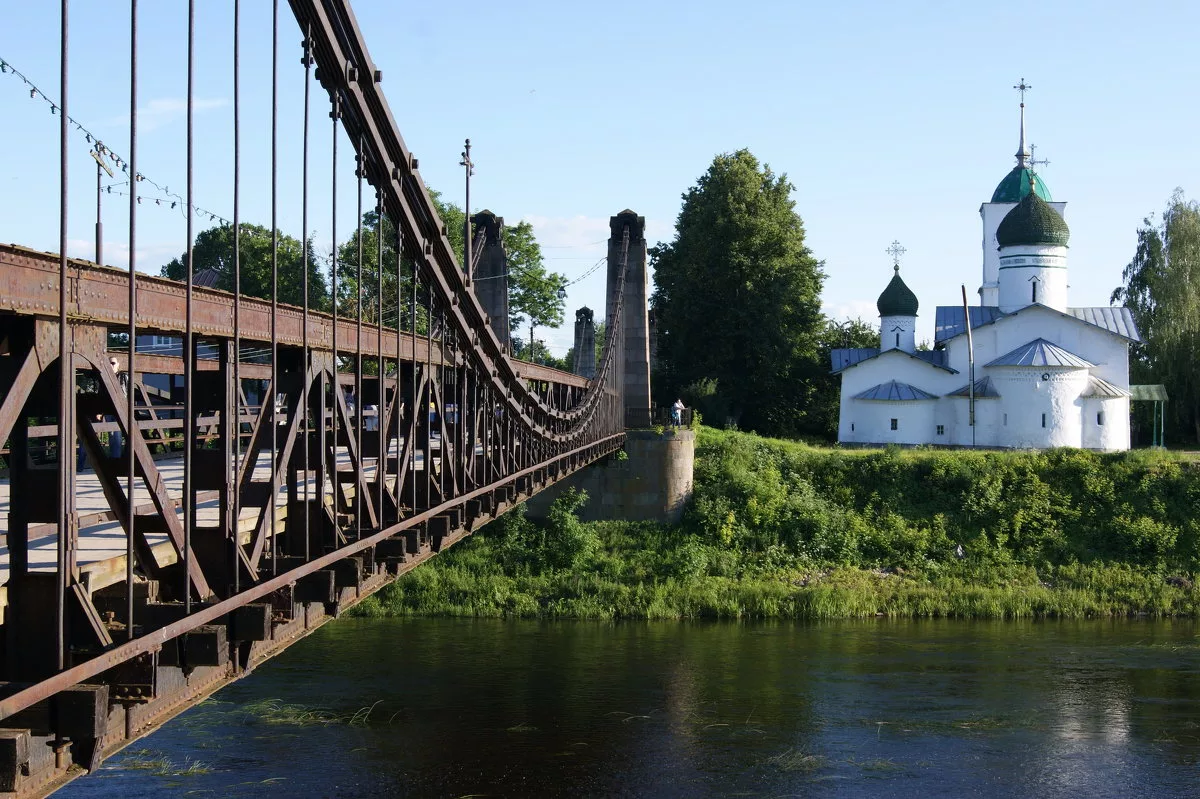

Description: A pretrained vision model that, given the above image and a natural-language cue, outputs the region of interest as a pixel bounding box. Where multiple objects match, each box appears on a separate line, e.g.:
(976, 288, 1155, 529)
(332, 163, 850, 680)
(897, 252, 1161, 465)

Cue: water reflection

(61, 618, 1200, 798)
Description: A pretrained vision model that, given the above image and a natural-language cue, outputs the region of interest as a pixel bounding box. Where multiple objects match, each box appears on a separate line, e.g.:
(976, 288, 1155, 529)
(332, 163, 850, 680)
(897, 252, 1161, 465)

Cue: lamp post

(459, 139, 473, 282)
(90, 145, 114, 264)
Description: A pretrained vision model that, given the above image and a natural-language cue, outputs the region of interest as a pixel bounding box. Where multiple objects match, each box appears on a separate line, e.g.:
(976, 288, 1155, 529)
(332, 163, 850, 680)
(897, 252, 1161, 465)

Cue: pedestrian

(671, 398, 685, 427)
(108, 356, 128, 459)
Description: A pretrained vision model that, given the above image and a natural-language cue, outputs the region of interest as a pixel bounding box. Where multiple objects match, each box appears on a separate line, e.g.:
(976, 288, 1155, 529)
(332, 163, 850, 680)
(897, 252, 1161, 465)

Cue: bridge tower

(471, 210, 510, 351)
(572, 307, 596, 379)
(607, 210, 651, 428)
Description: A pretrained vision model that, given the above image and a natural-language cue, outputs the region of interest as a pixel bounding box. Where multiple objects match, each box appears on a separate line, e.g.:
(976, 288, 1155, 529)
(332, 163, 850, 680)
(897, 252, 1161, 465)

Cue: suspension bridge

(0, 1, 660, 795)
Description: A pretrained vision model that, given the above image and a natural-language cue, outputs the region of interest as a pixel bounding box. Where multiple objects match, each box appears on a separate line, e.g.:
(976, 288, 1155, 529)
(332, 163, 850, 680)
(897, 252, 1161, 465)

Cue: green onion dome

(992, 166, 1052, 203)
(877, 268, 919, 317)
(996, 190, 1070, 248)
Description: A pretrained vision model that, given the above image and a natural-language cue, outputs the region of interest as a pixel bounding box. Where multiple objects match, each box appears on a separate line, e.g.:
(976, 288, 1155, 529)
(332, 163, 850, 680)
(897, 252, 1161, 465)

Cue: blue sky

(3, 1, 1199, 356)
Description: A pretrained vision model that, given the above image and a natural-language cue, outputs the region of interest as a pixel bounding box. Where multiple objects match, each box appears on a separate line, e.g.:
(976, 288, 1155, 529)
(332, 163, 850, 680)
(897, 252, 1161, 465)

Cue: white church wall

(943, 310, 1131, 390)
(998, 247, 1069, 312)
(979, 202, 1015, 305)
(849, 399, 936, 445)
(991, 367, 1089, 448)
(879, 315, 916, 352)
(836, 353, 959, 444)
(1081, 396, 1130, 451)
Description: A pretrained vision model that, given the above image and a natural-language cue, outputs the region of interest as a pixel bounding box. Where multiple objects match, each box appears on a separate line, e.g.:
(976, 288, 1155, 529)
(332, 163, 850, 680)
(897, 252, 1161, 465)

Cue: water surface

(61, 618, 1200, 797)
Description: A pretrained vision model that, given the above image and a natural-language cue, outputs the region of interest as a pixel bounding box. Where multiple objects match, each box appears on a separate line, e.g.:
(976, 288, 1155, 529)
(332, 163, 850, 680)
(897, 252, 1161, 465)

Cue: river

(59, 618, 1200, 798)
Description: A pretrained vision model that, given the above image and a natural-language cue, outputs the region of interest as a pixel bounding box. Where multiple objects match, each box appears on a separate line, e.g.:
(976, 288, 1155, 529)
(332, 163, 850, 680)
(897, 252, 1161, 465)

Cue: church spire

(1014, 78, 1032, 168)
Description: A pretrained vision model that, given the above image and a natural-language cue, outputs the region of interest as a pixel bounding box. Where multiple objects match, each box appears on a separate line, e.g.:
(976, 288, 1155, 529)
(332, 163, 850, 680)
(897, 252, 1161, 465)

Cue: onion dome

(877, 266, 919, 317)
(996, 189, 1070, 248)
(992, 166, 1052, 203)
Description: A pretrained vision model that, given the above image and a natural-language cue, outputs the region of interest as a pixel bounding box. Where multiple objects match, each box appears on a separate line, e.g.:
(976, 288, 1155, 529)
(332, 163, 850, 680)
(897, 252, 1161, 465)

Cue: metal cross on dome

(1030, 143, 1050, 169)
(1014, 78, 1032, 103)
(886, 240, 906, 271)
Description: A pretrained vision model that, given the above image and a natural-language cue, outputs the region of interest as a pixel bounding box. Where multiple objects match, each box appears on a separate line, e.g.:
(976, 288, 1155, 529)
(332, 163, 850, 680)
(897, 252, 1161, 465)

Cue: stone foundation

(527, 428, 695, 524)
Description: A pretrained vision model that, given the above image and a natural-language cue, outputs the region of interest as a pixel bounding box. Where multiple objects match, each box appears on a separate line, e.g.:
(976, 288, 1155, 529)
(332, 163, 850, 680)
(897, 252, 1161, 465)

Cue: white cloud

(822, 299, 877, 324)
(522, 214, 610, 250)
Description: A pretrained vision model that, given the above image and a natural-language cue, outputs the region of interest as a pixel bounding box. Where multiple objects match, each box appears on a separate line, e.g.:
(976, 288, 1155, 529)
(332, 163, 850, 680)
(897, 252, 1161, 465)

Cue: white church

(832, 90, 1140, 450)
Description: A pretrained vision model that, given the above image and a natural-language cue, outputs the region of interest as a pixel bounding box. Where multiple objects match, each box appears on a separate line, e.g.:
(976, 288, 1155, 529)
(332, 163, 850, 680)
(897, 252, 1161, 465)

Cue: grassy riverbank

(354, 429, 1200, 620)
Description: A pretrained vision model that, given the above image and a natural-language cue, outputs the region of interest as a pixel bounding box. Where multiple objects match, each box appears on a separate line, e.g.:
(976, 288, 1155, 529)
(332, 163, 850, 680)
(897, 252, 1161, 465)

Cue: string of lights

(0, 54, 232, 226)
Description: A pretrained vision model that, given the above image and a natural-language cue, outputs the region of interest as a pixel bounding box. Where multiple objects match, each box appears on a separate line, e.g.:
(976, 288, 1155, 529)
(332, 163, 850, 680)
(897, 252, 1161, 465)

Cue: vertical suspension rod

(55, 0, 71, 672)
(231, 0, 242, 594)
(183, 0, 195, 612)
(300, 28, 312, 562)
(126, 0, 138, 639)
(330, 91, 338, 544)
(269, 0, 279, 575)
(376, 189, 384, 524)
(355, 136, 364, 538)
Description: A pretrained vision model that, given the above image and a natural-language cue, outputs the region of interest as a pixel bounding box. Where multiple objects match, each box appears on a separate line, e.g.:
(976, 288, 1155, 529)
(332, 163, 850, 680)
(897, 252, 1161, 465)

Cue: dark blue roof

(830, 348, 879, 372)
(934, 306, 1006, 343)
(831, 347, 956, 374)
(935, 304, 1142, 344)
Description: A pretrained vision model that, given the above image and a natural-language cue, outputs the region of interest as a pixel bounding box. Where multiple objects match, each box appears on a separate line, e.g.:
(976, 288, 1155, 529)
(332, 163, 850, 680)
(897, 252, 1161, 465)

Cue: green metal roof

(996, 190, 1070, 248)
(877, 269, 919, 317)
(991, 166, 1052, 203)
(1129, 384, 1168, 401)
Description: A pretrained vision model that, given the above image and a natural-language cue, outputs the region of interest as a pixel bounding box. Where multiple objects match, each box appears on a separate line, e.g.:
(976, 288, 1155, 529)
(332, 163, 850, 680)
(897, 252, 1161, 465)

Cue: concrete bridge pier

(526, 428, 695, 524)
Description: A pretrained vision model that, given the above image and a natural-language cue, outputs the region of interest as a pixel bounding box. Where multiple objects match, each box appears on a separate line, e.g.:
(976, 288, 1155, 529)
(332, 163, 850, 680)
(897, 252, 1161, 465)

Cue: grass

(118, 749, 212, 777)
(239, 698, 385, 727)
(763, 748, 827, 773)
(347, 427, 1200, 621)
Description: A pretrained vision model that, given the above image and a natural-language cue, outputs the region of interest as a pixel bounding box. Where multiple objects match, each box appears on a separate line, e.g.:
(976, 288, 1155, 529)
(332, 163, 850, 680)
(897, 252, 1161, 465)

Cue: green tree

(161, 223, 330, 310)
(336, 191, 565, 360)
(651, 149, 827, 436)
(1111, 190, 1200, 444)
(811, 318, 879, 440)
(506, 220, 567, 363)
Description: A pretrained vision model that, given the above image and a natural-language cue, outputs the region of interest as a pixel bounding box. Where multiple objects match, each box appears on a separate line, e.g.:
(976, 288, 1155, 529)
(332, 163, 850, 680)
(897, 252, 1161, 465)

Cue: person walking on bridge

(671, 398, 685, 427)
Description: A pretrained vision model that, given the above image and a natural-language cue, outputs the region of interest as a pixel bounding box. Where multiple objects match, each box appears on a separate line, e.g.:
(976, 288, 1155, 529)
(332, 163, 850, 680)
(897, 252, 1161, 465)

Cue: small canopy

(1081, 376, 1132, 398)
(853, 380, 938, 401)
(947, 376, 1002, 398)
(1129, 384, 1168, 402)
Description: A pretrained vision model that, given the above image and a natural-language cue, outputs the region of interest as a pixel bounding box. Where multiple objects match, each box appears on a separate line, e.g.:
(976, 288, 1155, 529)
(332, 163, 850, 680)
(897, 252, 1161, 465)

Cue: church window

(1041, 413, 1047, 428)
(1032, 282, 1038, 303)
(890, 418, 898, 431)
(851, 423, 854, 431)
(1003, 413, 1008, 426)
(895, 333, 900, 347)
(1097, 412, 1104, 426)
(936, 424, 945, 436)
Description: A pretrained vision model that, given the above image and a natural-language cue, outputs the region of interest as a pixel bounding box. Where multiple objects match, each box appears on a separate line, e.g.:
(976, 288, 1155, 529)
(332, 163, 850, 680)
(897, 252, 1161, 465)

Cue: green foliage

(651, 149, 827, 437)
(356, 429, 1200, 621)
(160, 223, 330, 310)
(506, 220, 568, 362)
(1111, 190, 1200, 444)
(809, 318, 878, 440)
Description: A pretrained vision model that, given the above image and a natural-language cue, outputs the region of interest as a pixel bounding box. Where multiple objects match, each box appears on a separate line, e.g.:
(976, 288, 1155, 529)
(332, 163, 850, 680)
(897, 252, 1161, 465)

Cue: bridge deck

(0, 442, 454, 602)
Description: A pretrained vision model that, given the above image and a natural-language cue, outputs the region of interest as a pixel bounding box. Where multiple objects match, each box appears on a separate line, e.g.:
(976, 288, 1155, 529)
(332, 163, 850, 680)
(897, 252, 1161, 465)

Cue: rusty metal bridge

(0, 2, 650, 794)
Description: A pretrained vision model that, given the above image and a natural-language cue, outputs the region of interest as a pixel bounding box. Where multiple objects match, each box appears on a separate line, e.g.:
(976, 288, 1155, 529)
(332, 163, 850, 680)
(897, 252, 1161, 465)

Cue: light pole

(459, 139, 473, 282)
(90, 144, 114, 264)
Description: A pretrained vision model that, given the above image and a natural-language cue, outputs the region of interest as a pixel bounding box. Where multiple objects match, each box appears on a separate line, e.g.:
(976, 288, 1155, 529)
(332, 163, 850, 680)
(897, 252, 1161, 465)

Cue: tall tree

(1111, 190, 1200, 444)
(506, 220, 567, 362)
(161, 223, 330, 311)
(651, 149, 826, 436)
